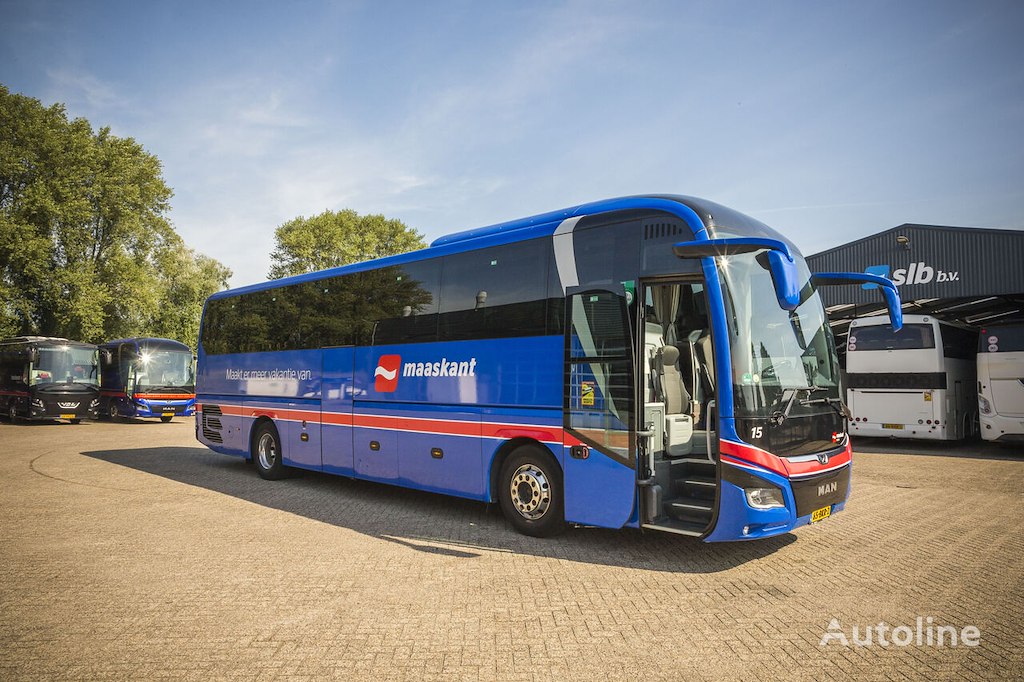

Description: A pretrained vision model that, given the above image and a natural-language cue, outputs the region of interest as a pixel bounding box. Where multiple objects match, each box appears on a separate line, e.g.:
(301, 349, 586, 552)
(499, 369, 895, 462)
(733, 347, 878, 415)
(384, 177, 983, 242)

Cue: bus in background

(196, 195, 900, 541)
(846, 314, 977, 440)
(0, 337, 100, 423)
(977, 322, 1024, 442)
(99, 338, 196, 422)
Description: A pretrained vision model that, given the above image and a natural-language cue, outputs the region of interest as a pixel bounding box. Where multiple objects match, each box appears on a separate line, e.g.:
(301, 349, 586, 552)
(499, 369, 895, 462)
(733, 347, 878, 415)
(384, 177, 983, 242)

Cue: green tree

(268, 208, 426, 279)
(150, 238, 232, 350)
(0, 84, 229, 347)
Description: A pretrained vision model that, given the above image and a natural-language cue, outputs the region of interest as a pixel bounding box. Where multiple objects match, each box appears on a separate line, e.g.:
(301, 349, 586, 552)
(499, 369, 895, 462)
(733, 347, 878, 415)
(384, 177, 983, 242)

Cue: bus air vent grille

(643, 222, 682, 240)
(202, 404, 223, 443)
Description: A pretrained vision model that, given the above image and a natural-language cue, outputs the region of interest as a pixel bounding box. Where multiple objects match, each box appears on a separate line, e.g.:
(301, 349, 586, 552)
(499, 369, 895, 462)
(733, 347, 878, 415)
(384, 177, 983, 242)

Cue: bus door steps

(642, 518, 706, 537)
(665, 497, 713, 525)
(675, 474, 716, 500)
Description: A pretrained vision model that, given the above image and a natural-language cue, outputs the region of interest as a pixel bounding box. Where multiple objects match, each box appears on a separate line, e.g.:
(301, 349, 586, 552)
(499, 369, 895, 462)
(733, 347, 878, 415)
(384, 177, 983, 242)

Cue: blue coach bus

(195, 195, 900, 541)
(99, 338, 196, 422)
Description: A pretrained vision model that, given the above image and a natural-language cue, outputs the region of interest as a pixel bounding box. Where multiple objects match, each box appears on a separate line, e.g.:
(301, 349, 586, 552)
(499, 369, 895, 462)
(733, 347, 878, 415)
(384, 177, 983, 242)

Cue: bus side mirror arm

(673, 237, 800, 311)
(811, 272, 903, 331)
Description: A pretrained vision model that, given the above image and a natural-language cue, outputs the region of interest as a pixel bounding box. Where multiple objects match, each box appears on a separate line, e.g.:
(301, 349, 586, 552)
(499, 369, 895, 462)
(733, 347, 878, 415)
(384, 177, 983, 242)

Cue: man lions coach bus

(195, 195, 900, 541)
(98, 338, 196, 422)
(0, 336, 101, 423)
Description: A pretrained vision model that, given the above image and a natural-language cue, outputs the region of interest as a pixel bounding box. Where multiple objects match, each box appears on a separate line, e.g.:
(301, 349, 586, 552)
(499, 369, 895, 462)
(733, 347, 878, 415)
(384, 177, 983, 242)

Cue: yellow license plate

(882, 423, 904, 430)
(810, 506, 832, 523)
(60, 413, 76, 419)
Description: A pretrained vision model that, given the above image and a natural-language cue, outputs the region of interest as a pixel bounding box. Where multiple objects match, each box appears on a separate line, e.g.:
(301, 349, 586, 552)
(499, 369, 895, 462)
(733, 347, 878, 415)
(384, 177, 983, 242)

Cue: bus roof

(0, 336, 97, 349)
(210, 194, 792, 300)
(101, 337, 192, 352)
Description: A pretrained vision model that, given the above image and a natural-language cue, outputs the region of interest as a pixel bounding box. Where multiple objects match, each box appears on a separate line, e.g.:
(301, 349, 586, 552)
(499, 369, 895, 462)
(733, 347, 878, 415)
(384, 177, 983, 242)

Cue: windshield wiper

(769, 385, 825, 426)
(800, 395, 853, 420)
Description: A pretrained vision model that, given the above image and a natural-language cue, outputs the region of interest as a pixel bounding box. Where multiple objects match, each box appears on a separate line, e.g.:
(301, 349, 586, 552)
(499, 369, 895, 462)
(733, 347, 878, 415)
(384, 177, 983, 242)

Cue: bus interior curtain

(651, 286, 681, 345)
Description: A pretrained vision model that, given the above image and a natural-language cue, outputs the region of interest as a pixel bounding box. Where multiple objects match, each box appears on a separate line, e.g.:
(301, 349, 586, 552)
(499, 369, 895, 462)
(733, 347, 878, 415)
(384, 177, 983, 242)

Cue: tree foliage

(0, 84, 230, 349)
(268, 208, 426, 279)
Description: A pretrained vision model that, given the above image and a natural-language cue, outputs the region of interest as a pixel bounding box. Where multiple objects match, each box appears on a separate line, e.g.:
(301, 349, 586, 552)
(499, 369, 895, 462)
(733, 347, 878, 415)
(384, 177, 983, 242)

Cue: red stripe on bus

(719, 439, 790, 477)
(134, 393, 195, 401)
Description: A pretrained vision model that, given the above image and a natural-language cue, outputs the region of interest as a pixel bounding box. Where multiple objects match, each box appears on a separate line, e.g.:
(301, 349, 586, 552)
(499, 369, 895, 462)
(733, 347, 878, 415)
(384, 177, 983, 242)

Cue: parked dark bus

(0, 336, 101, 423)
(98, 337, 196, 422)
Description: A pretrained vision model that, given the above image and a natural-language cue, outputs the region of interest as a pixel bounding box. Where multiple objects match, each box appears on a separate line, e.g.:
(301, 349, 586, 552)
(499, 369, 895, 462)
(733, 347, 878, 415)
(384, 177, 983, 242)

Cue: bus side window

(369, 260, 441, 345)
(439, 240, 547, 342)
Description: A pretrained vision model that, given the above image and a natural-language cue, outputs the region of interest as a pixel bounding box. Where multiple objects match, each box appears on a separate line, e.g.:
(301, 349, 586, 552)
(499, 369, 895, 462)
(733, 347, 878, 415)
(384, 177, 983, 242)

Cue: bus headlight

(745, 487, 786, 509)
(978, 395, 992, 415)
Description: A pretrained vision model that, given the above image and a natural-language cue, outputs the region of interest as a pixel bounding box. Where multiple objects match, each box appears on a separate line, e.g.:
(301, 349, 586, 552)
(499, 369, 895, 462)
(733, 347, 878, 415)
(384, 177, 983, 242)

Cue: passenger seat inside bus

(655, 344, 694, 457)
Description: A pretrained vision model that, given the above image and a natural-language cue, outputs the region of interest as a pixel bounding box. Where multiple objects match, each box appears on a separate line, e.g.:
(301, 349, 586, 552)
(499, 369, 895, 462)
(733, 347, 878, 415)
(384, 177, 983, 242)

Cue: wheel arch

(248, 415, 277, 461)
(488, 437, 562, 503)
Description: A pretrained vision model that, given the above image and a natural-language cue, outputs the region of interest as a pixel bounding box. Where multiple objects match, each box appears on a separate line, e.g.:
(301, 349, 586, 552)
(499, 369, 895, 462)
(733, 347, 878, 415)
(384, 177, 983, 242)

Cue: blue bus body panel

(562, 449, 637, 527)
(194, 195, 853, 542)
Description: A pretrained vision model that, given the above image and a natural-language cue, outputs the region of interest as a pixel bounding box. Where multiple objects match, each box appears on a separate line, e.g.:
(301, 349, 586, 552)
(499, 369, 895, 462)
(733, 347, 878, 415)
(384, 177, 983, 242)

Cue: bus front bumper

(980, 412, 1024, 442)
(703, 462, 851, 542)
(127, 398, 196, 418)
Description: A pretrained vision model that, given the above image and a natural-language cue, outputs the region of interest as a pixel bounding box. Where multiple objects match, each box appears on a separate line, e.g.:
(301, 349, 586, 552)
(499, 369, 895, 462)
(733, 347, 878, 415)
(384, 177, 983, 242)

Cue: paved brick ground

(1, 419, 1022, 680)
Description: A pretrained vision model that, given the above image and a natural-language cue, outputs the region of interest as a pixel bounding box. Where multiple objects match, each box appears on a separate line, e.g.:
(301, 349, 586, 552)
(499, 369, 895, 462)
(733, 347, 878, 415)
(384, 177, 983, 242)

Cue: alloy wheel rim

(258, 433, 277, 469)
(510, 464, 551, 520)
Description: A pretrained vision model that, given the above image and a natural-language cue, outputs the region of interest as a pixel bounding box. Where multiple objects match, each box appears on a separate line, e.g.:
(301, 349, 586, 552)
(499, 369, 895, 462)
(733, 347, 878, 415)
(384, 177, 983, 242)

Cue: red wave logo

(374, 355, 402, 392)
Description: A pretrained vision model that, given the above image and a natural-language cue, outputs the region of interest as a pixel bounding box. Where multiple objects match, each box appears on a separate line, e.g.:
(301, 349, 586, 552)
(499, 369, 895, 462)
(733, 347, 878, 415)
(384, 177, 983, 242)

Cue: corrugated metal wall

(806, 224, 1024, 307)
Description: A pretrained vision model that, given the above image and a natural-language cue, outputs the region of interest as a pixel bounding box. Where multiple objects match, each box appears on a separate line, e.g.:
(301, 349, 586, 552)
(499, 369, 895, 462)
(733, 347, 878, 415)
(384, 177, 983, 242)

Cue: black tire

(108, 401, 119, 420)
(8, 398, 20, 423)
(97, 399, 111, 421)
(252, 421, 288, 480)
(70, 419, 81, 424)
(498, 445, 566, 537)
(160, 415, 173, 423)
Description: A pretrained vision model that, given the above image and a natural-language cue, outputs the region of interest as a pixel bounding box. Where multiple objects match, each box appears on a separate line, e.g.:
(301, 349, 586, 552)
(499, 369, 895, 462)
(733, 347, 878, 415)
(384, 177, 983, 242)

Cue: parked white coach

(977, 322, 1024, 443)
(846, 314, 977, 440)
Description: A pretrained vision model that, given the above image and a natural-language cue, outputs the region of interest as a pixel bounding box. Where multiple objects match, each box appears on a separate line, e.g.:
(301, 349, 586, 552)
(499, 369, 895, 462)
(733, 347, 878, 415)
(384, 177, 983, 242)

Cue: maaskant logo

(861, 262, 960, 289)
(374, 355, 478, 393)
(374, 355, 402, 392)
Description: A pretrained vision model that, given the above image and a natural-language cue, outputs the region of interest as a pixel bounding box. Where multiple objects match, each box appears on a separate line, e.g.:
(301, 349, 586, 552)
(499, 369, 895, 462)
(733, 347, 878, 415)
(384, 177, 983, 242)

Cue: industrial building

(807, 223, 1024, 342)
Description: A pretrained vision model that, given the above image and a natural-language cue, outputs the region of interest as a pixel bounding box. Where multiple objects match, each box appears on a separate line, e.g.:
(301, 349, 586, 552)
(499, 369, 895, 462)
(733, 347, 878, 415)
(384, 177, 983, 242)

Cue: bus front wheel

(7, 399, 19, 423)
(498, 446, 566, 538)
(252, 421, 288, 480)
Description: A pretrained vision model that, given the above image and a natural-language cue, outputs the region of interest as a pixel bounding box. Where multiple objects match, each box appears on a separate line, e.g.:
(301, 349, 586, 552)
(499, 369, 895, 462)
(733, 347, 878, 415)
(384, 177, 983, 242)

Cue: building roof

(807, 223, 1024, 334)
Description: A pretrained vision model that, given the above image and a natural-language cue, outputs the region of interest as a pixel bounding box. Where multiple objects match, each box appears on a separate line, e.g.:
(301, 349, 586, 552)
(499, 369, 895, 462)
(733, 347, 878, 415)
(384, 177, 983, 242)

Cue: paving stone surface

(1, 420, 1022, 680)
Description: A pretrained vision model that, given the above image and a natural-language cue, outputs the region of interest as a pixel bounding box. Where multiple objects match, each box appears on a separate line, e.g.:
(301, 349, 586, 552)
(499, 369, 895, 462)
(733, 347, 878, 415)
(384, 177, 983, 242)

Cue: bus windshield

(980, 324, 1024, 353)
(33, 346, 99, 387)
(719, 253, 843, 420)
(135, 348, 195, 392)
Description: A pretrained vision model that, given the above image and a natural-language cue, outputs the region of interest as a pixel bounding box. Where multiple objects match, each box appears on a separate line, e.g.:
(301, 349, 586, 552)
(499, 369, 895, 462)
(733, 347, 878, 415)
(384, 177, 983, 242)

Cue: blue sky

(3, 0, 1023, 287)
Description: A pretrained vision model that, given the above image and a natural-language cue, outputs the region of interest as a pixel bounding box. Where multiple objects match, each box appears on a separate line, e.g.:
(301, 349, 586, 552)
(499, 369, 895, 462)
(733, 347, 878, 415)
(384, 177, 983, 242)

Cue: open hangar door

(808, 224, 1024, 442)
(807, 223, 1024, 355)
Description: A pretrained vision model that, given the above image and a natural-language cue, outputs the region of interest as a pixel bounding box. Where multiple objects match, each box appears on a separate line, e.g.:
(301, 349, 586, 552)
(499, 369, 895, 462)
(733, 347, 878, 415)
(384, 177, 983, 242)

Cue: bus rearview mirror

(673, 237, 801, 311)
(811, 272, 904, 331)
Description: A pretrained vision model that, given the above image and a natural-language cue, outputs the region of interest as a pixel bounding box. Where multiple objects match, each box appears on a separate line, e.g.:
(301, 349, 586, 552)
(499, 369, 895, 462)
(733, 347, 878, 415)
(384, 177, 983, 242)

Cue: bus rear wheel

(252, 421, 288, 480)
(498, 445, 566, 537)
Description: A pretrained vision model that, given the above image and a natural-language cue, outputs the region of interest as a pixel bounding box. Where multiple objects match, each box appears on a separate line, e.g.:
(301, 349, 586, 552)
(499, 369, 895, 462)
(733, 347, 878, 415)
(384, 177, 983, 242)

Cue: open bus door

(562, 287, 638, 528)
(637, 279, 719, 536)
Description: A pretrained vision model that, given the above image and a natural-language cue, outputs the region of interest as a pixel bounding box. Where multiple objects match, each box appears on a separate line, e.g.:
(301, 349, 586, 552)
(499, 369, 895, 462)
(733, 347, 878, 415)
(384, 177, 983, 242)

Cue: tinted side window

(369, 260, 441, 345)
(573, 219, 640, 289)
(941, 325, 977, 360)
(307, 275, 362, 347)
(439, 240, 547, 341)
